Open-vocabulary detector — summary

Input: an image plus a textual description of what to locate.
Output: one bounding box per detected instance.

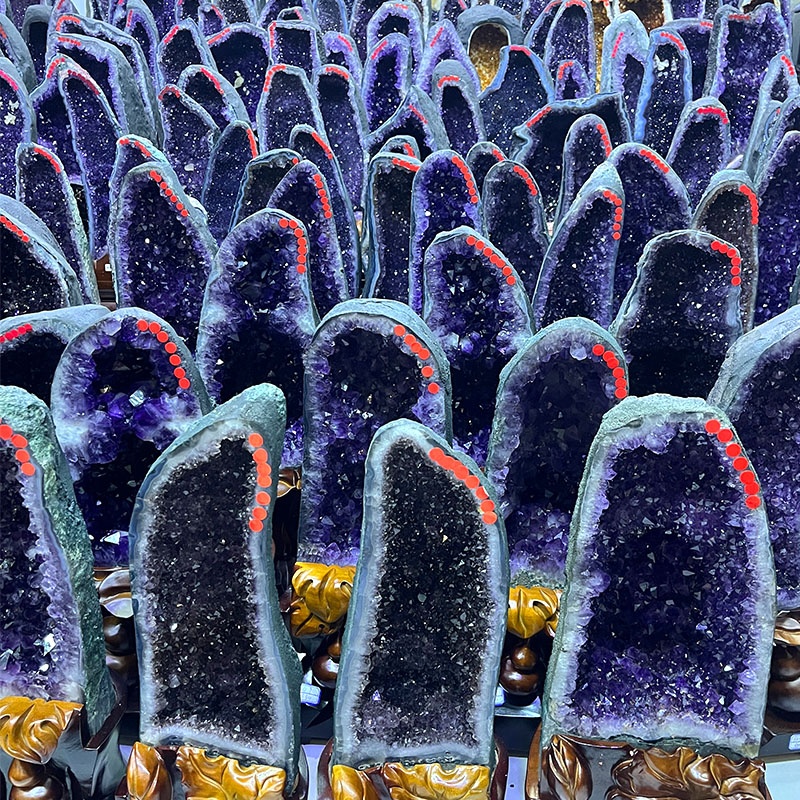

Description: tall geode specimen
[297,300,451,567]
[0,305,108,403]
[466,140,505,194]
[51,309,211,567]
[542,395,775,758]
[232,147,301,227]
[131,385,302,782]
[486,318,627,589]
[0,57,33,196]
[177,64,249,130]
[600,11,648,127]
[362,32,412,131]
[665,19,712,102]
[268,20,322,76]
[111,161,218,351]
[0,385,115,734]
[333,419,508,768]
[157,19,215,87]
[196,208,318,468]
[709,306,800,611]
[431,61,485,155]
[422,227,532,466]
[542,0,595,89]
[612,230,743,398]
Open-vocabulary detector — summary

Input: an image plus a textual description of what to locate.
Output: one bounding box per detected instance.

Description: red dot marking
[526,106,551,128]
[726,443,741,457]
[732,276,742,286]
[428,382,440,394]
[739,183,759,225]
[165,341,177,354]
[697,105,729,125]
[256,491,270,505]
[419,348,430,360]
[390,157,420,172]
[660,31,686,51]
[781,54,796,77]
[421,365,434,378]
[404,334,416,347]
[178,378,190,390]
[252,506,267,520]
[33,145,63,174]
[429,447,444,463]
[740,470,755,484]
[249,433,263,447]
[705,419,721,434]
[746,496,761,509]
[0,425,11,439]
[733,456,748,471]
[717,428,733,443]
[744,482,760,495]
[483,512,498,525]
[10,434,27,448]
[14,449,30,463]
[249,518,263,532]
[393,325,406,336]
[592,344,605,355]
[169,354,181,366]
[639,148,669,173]
[614,387,627,398]
[21,462,35,476]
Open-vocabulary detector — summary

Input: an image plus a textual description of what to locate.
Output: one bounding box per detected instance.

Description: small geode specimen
[333,419,508,768]
[486,317,627,589]
[51,308,211,567]
[362,33,412,132]
[543,395,775,758]
[0,385,115,734]
[542,0,595,90]
[297,299,451,567]
[157,19,216,87]
[466,140,505,194]
[710,305,800,611]
[0,57,33,196]
[177,63,249,130]
[130,384,302,783]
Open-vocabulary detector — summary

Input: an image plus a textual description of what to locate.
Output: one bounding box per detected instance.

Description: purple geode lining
[431,63,484,154]
[0,59,32,196]
[158,20,215,86]
[552,59,590,101]
[466,140,504,194]
[233,147,300,226]
[179,64,249,130]
[363,32,412,131]
[269,20,321,76]
[543,0,595,89]
[600,14,647,127]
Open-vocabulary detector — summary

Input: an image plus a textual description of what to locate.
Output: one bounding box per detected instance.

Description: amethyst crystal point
[289,124,361,296]
[704,4,789,155]
[0,58,32,196]
[157,19,215,87]
[0,305,108,403]
[417,19,479,96]
[466,140,505,194]
[333,419,507,769]
[323,32,364,85]
[431,61,486,155]
[51,308,211,567]
[207,24,271,121]
[482,160,548,298]
[665,19,712,101]
[611,229,742,397]
[754,130,800,325]
[267,159,349,315]
[202,120,258,244]
[666,98,731,208]
[633,28,692,157]
[514,93,630,223]
[111,161,218,350]
[542,395,774,758]
[409,149,483,313]
[367,1,423,71]
[195,209,317,466]
[232,147,301,226]
[124,0,162,85]
[298,300,452,566]
[363,151,419,302]
[479,45,551,153]
[543,0,595,89]
[363,32,413,131]
[256,63,325,151]
[130,384,302,780]
[0,12,37,92]
[315,63,369,209]
[710,306,800,610]
[380,134,419,157]
[158,85,220,200]
[268,20,322,76]
[177,63,250,130]
[15,142,99,304]
[600,11,648,127]
[533,163,623,329]
[607,142,690,310]
[552,58,591,100]
[486,317,626,588]
[554,113,612,225]
[693,170,759,332]
[0,385,115,732]
[422,226,532,464]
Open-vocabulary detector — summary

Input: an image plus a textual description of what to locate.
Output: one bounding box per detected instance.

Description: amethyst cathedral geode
[130,384,302,783]
[333,419,507,768]
[542,395,775,758]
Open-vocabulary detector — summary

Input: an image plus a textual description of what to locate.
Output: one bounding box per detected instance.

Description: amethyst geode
[709,305,800,611]
[362,32,412,131]
[130,384,302,782]
[333,419,507,768]
[297,300,451,567]
[0,57,33,196]
[486,318,627,589]
[0,385,115,734]
[542,395,775,758]
[51,309,211,566]
[600,12,647,127]
[232,147,301,226]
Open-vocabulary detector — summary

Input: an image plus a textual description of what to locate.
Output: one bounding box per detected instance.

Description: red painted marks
[392,324,439,392]
[526,106,551,128]
[491,148,505,161]
[464,232,519,285]
[602,188,624,240]
[728,12,749,21]
[704,418,761,509]
[163,24,181,44]
[119,136,153,159]
[437,74,460,88]
[47,57,67,79]
[739,183,759,225]
[245,127,258,158]
[451,155,479,203]
[158,85,181,101]
[338,34,353,51]
[710,238,743,286]
[207,27,231,45]
[126,11,134,27]
[247,434,272,531]
[402,142,415,157]
[371,39,389,59]
[55,14,82,30]
[596,122,612,157]
[0,418,36,477]
[409,104,428,125]
[57,35,83,48]
[311,171,333,219]
[0,67,19,92]
[0,322,33,345]
[428,446,497,524]
[430,26,444,47]
[32,145,63,174]
[697,105,729,124]
[311,130,335,160]
[699,19,713,27]
[565,0,586,7]
[509,45,532,55]
[0,214,30,243]
[198,66,223,94]
[135,317,192,389]
[557,60,574,82]
[268,21,277,49]
[513,164,538,196]
[592,342,627,398]
[639,148,669,173]
[323,64,350,80]
[148,168,191,218]
[659,31,685,51]
[263,64,286,93]
[391,156,420,172]
[781,54,796,77]
[279,215,310,274]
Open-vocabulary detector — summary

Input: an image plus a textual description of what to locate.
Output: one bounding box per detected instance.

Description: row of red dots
[247,433,272,532]
[0,322,33,344]
[738,183,759,225]
[55,13,81,30]
[323,65,350,80]
[697,106,730,125]
[0,422,36,477]
[603,189,623,241]
[392,324,439,394]
[207,27,231,45]
[556,60,574,83]
[263,64,285,93]
[119,136,153,159]
[660,31,686,51]
[135,318,191,389]
[512,164,538,197]
[57,35,82,48]
[709,239,742,286]
[0,67,19,92]
[591,343,627,399]
[277,216,309,275]
[704,420,761,509]
[491,147,505,161]
[451,155,479,204]
[391,156,420,172]
[0,214,30,243]
[428,447,497,524]
[639,148,669,174]
[465,234,517,286]
[781,54,796,77]
[596,123,612,157]
[197,66,223,95]
[148,169,189,218]
[311,172,333,219]
[437,74,459,89]
[527,106,551,128]
[611,31,625,59]
[311,130,335,161]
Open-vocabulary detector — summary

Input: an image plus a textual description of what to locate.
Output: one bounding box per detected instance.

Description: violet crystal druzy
[130,384,302,783]
[543,396,775,758]
[333,419,508,768]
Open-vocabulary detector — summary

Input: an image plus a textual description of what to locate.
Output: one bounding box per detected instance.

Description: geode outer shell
[332,419,508,769]
[600,12,648,127]
[157,19,216,87]
[297,299,452,567]
[0,384,115,735]
[177,63,250,130]
[543,0,595,91]
[0,12,37,92]
[466,140,505,195]
[431,59,485,155]
[130,384,302,785]
[542,395,775,759]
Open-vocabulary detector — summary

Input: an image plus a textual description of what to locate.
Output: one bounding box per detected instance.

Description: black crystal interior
[161,29,205,85]
[365,44,407,129]
[183,70,232,129]
[640,43,687,157]
[620,54,644,126]
[439,85,476,156]
[211,33,270,119]
[62,46,115,112]
[0,333,68,403]
[670,116,726,207]
[376,14,410,41]
[274,25,316,75]
[32,89,81,179]
[235,157,296,226]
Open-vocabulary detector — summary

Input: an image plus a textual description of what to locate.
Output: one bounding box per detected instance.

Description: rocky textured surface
[177,63,249,131]
[363,32,412,131]
[431,59,485,155]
